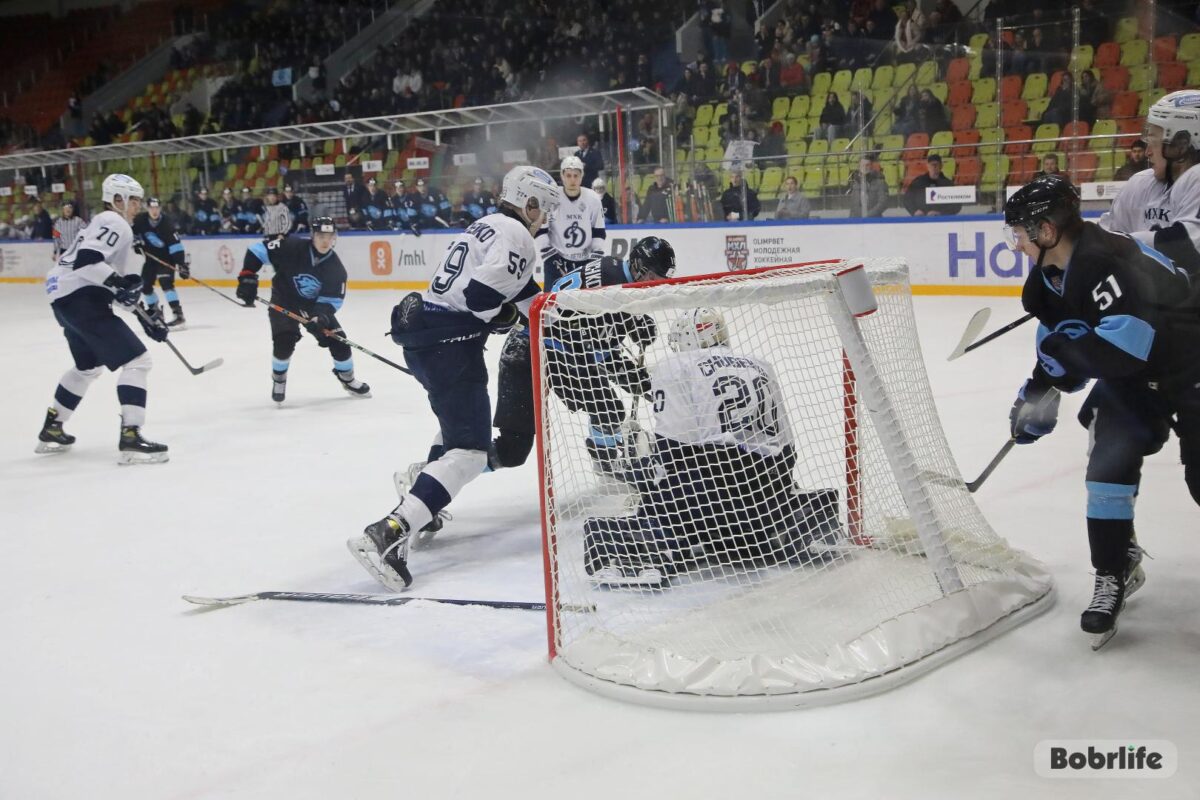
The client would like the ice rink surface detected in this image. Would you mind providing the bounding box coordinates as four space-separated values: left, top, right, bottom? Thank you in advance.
1 283 1197 800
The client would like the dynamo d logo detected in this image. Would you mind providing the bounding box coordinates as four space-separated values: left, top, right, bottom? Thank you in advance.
1035 740 1177 779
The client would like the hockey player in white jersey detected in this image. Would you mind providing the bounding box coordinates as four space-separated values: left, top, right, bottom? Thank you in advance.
349 165 562 591
583 308 840 587
1100 90 1200 274
36 173 170 463
538 155 607 288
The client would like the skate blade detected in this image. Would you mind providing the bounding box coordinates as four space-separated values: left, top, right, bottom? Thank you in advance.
1125 565 1146 599
118 450 170 465
411 528 440 550
342 388 372 399
1091 625 1118 651
346 536 411 592
167 323 187 331
34 442 71 454
589 566 667 589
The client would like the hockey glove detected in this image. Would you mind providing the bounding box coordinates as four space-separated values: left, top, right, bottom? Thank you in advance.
304 305 335 334
1009 380 1061 444
177 259 190 280
389 292 425 344
132 238 145 256
627 314 658 350
236 270 259 306
137 308 169 342
489 303 522 335
104 273 143 308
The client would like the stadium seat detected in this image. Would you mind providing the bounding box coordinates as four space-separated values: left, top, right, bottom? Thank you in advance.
1093 42 1120 70
832 69 853 92
874 87 896 111
1069 151 1099 182
929 130 953 157
929 82 949 104
1120 40 1149 66
1026 96 1051 120
808 94 826 120
946 57 969 83
1007 154 1039 185
1021 72 1049 101
1158 61 1186 91
954 156 982 187
975 102 999 130
915 61 937 86
952 129 981 158
879 161 900 193
1111 91 1139 118
786 141 808 159
788 95 811 119
1089 119 1118 152
802 165 824 197
903 132 930 163
830 138 854 165
1127 63 1152 92
1179 32 1200 62
805 139 829 167
872 64 895 90
1140 88 1167 117
1032 123 1060 153
811 72 833 97
1189 61 1200 88
947 80 972 108
893 63 916 87
741 60 756 76
1003 125 1033 155
968 55 983 80
877 134 904 160
714 102 729 124
787 119 810 142
940 157 957 180
874 110 894 136
1061 121 1090 151
980 155 1011 192
1001 100 1028 128
1048 70 1066 96
1070 45 1094 72
979 127 1004 155
1113 17 1138 44
901 159 926 190
745 167 761 189
1101 65 1131 92
772 96 791 120
759 166 784 198
1096 150 1117 181
1153 35 1177 63
969 32 989 52
852 67 873 91
972 77 996 104
1000 75 1023 102
695 103 715 127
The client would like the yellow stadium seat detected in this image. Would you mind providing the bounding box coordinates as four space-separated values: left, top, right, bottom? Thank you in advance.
877 134 904 160
915 61 937 86
808 94 826 119
760 166 784 196
1070 45 1094 72
975 102 1000 129
832 69 853 93
969 32 989 52
972 77 996 104
1178 32 1200 61
788 94 811 119
786 119 810 141
772 96 792 120
851 67 873 91
694 103 715 127
1120 40 1149 66
929 130 954 157
979 127 1004 155
1127 63 1152 93
1113 17 1138 44
811 72 832 97
1032 123 1060 153
968 56 983 81
1090 119 1118 152
1021 72 1048 100
786 141 808 158
930 81 948 103
802 165 824 198
893 63 916 87
1096 150 1117 181
872 65 894 90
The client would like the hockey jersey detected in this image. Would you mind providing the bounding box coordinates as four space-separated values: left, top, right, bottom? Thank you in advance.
193 197 220 234
423 209 540 321
284 195 309 232
459 190 498 225
1099 166 1200 274
650 345 793 458
537 186 606 262
45 210 135 303
244 235 347 315
545 256 652 364
133 210 185 270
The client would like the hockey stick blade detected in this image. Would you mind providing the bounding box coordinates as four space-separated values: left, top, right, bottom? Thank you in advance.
183 591 596 613
947 308 991 361
965 438 1016 492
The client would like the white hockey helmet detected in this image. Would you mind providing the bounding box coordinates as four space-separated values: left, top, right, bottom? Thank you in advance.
560 155 584 175
102 173 144 206
500 165 562 222
1145 90 1200 152
668 307 729 352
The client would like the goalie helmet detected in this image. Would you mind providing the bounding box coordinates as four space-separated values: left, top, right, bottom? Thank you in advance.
628 236 676 282
102 173 144 206
1003 174 1081 243
560 155 584 175
668 307 729 352
1145 89 1200 153
500 165 562 223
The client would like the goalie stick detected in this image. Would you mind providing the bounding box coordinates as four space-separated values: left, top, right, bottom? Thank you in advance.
947 309 1035 361
131 305 224 375
182 591 595 612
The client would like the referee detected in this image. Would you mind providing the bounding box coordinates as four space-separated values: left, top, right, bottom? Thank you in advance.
51 200 85 259
261 186 292 241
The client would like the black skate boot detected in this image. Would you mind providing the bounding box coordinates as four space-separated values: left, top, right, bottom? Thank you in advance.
271 370 287 405
1082 570 1125 650
35 407 75 454
333 367 371 398
119 425 169 465
167 301 186 329
143 302 166 325
347 506 413 591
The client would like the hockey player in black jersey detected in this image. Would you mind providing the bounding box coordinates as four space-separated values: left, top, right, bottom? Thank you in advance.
413 178 451 230
236 216 371 404
456 176 497 226
192 187 220 235
132 197 189 328
1003 174 1200 648
219 188 240 233
282 184 309 233
365 178 391 230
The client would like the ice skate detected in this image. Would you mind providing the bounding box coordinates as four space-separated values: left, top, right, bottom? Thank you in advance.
348 505 413 591
271 370 287 405
118 425 169 465
1082 571 1126 651
393 467 452 549
166 304 186 330
34 407 75 454
333 368 371 398
1124 541 1147 599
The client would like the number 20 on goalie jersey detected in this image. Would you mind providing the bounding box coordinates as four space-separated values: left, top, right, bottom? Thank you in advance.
651 347 793 457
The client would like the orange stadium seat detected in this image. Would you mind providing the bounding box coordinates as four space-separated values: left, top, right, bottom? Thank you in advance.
954 156 982 186
1153 35 1178 63
1094 42 1121 69
1101 66 1130 93
948 80 972 107
1000 75 1023 102
1001 100 1028 128
1004 124 1033 155
1008 154 1039 185
1116 118 1143 146
1069 151 1099 182
946 57 970 83
1111 91 1140 118
952 130 981 158
903 132 930 163
1159 61 1187 91
951 104 978 131
1061 120 1090 151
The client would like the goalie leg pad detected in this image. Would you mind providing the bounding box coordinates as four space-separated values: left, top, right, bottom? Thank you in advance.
584 516 680 586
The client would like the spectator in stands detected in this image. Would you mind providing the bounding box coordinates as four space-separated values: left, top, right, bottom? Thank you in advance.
847 155 890 217
893 0 927 64
915 88 949 136
28 201 53 240
1076 0 1109 48
867 0 898 41
904 154 960 216
756 121 787 168
283 184 309 233
1026 27 1066 76
576 133 605 188
342 172 370 231
1078 69 1106 124
640 168 675 223
815 91 847 145
780 52 807 91
593 177 618 224
775 176 812 220
846 90 874 139
219 188 239 233
720 171 760 221
622 183 640 222
239 187 263 234
166 198 192 235
1114 139 1150 181
1036 153 1062 178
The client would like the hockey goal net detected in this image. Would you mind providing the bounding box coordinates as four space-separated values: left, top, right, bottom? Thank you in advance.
530 258 1053 709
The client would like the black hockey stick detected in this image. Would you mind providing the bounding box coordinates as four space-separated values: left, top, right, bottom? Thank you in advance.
947 309 1035 361
131 306 224 375
144 251 248 308
182 591 595 613
964 388 1060 492
255 294 413 375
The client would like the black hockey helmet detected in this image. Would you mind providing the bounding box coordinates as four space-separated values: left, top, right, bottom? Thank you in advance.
629 236 676 282
311 216 336 234
146 196 161 207
1003 174 1081 242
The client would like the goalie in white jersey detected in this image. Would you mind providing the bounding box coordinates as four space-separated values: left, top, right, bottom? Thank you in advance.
537 155 607 288
1100 89 1200 274
584 308 841 587
349 165 562 591
37 173 170 463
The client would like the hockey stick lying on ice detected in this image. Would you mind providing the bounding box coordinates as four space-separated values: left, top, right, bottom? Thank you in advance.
183 591 596 613
131 305 224 375
947 309 1035 360
144 251 249 308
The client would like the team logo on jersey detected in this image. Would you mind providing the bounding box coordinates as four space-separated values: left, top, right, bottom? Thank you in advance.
724 235 749 271
563 221 586 248
293 274 321 298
